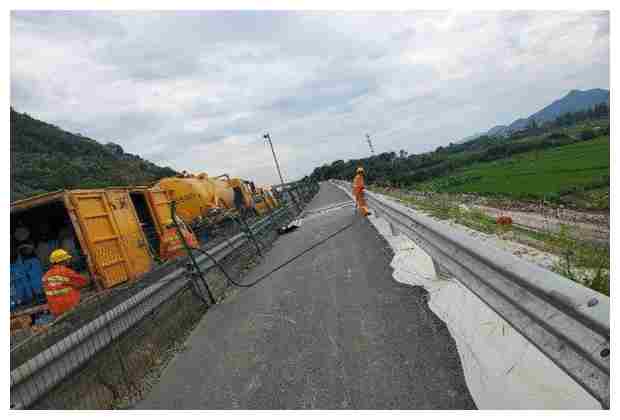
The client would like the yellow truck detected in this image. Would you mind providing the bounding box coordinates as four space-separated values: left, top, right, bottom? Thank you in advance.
263 188 280 209
213 175 256 214
126 185 198 261
252 186 280 215
11 189 154 291
197 173 235 210
155 176 224 225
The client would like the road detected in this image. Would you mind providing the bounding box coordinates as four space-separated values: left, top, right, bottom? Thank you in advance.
137 182 475 409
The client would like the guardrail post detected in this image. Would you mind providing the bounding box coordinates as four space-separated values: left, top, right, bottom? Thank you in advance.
169 201 215 305
289 186 302 213
432 259 452 281
235 213 263 257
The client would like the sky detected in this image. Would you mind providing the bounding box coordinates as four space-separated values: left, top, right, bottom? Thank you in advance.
11 10 609 186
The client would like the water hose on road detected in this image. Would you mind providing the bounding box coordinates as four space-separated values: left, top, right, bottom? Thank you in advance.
193 220 355 288
172 195 356 304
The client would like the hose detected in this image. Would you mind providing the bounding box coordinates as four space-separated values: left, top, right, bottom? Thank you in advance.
191 220 354 288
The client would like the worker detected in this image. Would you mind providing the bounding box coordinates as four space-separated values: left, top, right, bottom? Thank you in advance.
352 167 370 216
42 249 89 317
10 248 28 310
17 242 46 305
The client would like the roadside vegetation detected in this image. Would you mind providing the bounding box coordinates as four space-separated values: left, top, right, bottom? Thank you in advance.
308 103 609 212
371 187 609 296
10 108 178 202
416 135 609 210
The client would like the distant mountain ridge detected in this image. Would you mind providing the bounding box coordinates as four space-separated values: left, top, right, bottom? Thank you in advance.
10 108 178 201
459 88 610 140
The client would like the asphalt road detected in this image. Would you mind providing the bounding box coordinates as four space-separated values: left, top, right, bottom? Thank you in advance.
138 182 475 409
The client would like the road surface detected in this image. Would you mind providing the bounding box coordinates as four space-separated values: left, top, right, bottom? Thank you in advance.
137 182 475 409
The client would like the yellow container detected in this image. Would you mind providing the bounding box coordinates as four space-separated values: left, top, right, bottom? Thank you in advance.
264 190 278 209
156 177 219 224
207 177 235 209
254 194 270 215
216 176 255 212
127 186 199 261
11 189 153 290
239 180 255 209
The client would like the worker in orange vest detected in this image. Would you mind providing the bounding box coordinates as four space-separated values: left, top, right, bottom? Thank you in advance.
352 167 370 216
42 249 89 317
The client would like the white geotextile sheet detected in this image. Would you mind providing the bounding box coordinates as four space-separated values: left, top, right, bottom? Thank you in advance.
330 181 600 409
369 215 600 409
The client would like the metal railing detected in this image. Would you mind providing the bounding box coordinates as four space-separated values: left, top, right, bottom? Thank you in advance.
332 180 610 408
11 180 320 409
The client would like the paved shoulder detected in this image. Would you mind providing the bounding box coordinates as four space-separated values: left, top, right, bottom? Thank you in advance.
138 182 475 409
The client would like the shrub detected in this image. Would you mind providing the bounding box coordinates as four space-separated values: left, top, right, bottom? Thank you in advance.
580 129 596 141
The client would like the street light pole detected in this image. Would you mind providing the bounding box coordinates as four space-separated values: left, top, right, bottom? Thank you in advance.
263 132 285 186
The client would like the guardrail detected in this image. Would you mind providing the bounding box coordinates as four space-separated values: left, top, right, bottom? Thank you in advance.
332 180 609 408
10 205 293 409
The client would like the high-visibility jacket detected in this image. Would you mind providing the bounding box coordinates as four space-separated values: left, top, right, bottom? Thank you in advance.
352 174 365 197
352 174 370 216
42 265 88 317
159 227 199 261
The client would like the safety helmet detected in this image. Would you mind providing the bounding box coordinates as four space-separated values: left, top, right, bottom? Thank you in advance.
50 249 72 264
356 167 365 174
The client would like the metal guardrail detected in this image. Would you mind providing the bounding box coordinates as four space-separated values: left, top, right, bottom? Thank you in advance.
10 205 292 409
332 180 610 408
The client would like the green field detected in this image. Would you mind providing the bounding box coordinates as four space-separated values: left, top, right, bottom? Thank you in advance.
417 135 609 206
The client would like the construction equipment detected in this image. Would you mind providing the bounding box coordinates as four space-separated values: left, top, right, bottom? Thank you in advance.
11 189 154 292
197 173 235 209
126 185 199 261
156 176 223 225
214 175 256 215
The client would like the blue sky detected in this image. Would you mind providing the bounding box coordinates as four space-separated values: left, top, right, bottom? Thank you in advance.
11 11 609 185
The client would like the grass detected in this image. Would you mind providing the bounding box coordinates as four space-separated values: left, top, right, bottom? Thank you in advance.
371 186 609 296
416 135 609 209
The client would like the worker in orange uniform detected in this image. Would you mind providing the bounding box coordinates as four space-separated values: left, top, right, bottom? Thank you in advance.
42 249 89 317
352 167 370 216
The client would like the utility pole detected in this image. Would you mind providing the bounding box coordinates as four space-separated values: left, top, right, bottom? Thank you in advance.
365 133 375 155
263 132 285 186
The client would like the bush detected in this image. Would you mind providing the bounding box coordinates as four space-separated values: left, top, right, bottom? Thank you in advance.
580 129 596 141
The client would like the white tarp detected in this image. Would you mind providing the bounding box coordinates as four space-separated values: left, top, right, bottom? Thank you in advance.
331 181 601 409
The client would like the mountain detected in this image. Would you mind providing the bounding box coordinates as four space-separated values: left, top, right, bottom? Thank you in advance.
528 88 610 123
10 108 178 202
456 132 485 144
486 125 509 137
478 88 609 138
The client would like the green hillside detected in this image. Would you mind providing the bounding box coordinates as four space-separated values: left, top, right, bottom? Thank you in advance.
417 135 609 208
308 102 609 210
10 108 178 202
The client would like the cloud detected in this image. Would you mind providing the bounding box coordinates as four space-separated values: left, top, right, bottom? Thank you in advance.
11 11 609 185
